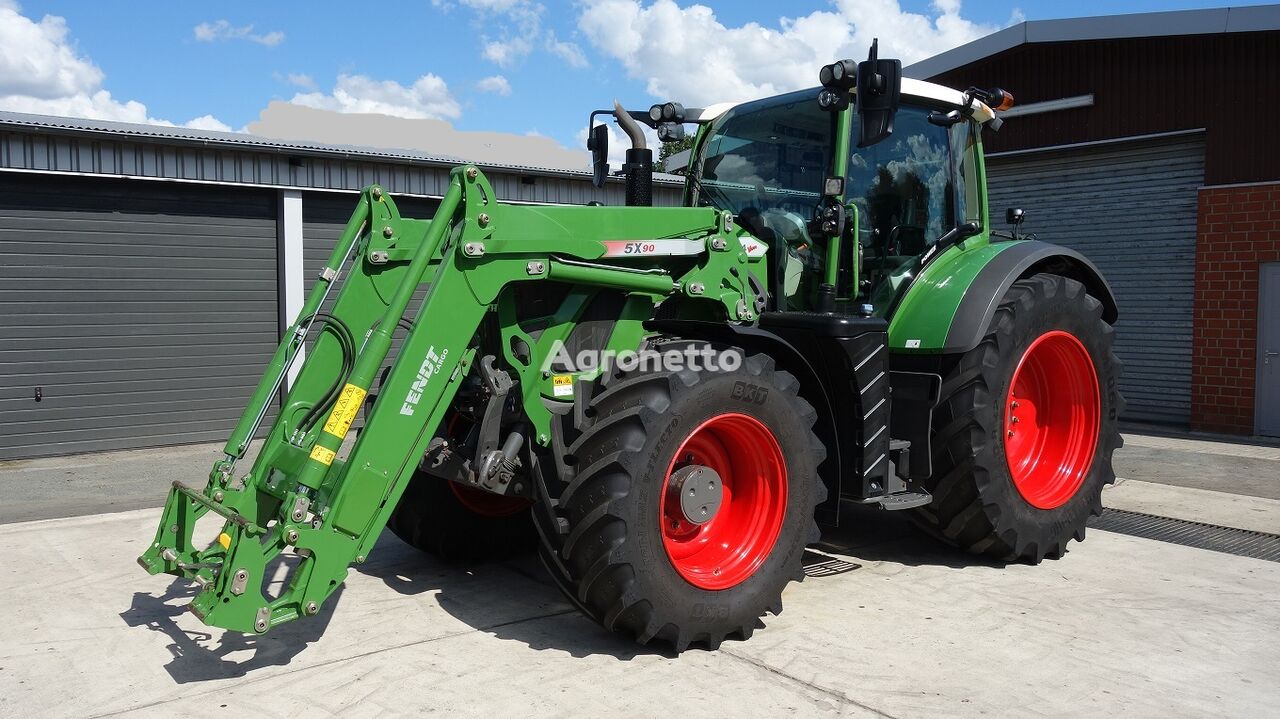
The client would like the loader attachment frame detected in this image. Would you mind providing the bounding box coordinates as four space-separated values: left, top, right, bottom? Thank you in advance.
138 166 764 633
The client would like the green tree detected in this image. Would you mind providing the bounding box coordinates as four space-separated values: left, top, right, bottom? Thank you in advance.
656 135 696 174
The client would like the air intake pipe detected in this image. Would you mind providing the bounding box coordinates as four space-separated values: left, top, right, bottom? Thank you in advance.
613 100 652 206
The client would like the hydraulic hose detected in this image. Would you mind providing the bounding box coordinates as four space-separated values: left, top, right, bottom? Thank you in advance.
295 313 356 436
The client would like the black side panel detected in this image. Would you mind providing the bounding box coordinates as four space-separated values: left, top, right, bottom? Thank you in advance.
758 313 891 502
888 370 941 480
942 240 1118 353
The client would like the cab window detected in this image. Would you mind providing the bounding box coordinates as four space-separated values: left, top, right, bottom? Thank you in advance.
849 107 975 306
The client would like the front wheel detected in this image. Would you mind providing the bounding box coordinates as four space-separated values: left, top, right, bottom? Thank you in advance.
911 273 1123 562
538 344 826 651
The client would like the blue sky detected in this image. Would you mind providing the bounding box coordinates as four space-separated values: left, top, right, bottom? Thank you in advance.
2 0 1270 160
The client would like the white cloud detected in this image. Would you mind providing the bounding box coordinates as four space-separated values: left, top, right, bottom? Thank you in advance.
182 114 234 132
449 0 588 70
193 20 284 47
482 36 533 68
282 72 316 90
0 2 102 100
578 0 1000 106
452 0 525 10
476 75 512 96
0 3 230 128
547 33 588 68
291 73 462 120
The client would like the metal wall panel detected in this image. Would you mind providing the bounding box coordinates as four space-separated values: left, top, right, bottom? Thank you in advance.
986 136 1204 424
0 126 685 206
926 30 1279 185
0 174 278 458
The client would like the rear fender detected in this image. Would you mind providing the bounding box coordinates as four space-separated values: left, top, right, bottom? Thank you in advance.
889 240 1117 354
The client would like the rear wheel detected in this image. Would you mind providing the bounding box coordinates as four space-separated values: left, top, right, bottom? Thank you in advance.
388 470 536 563
910 273 1123 562
536 344 825 651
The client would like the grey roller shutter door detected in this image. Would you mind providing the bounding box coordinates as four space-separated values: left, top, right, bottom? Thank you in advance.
986 136 1204 425
0 174 278 458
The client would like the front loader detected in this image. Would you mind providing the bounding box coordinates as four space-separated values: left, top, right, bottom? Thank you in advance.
139 41 1122 649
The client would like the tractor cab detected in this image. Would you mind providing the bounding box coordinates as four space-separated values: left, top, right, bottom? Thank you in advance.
687 77 996 319
641 59 1008 505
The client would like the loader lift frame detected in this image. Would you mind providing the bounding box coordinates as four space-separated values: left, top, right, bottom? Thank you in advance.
139 166 764 633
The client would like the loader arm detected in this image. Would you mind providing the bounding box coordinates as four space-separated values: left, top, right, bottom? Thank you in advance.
138 166 764 634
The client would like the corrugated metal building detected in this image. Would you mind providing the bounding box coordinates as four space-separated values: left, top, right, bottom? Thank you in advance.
0 113 682 459
908 5 1280 435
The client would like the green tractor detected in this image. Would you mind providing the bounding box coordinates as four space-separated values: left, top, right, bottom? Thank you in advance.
138 42 1122 651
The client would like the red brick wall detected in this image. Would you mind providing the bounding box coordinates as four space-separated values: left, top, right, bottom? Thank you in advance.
1191 182 1280 434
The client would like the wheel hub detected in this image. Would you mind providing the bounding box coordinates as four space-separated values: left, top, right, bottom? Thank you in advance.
660 413 788 591
668 465 723 526
1003 330 1101 510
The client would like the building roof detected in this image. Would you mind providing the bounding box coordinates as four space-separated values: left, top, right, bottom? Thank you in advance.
0 109 683 185
906 4 1280 78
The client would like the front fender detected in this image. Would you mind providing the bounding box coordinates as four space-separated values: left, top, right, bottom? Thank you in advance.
889 239 1117 354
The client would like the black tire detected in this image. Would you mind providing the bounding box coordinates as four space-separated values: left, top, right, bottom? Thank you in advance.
910 273 1123 563
387 470 537 563
536 344 826 651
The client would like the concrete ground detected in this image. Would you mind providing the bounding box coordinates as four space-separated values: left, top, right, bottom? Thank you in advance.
1 432 1278 717
1113 428 1280 500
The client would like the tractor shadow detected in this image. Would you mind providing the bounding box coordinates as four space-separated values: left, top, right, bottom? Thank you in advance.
120 579 342 684
817 501 1010 569
356 534 668 661
117 505 1008 681
356 505 1006 660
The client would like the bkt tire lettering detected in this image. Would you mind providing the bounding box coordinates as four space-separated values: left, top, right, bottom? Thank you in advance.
730 381 768 405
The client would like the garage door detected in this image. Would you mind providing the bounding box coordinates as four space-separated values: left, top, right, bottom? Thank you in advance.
302 191 440 296
986 136 1204 425
0 173 278 459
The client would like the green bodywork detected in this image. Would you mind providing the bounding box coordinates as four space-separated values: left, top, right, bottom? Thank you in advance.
138 167 766 633
139 87 1047 635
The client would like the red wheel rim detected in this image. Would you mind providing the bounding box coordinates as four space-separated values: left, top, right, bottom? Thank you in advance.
661 413 787 590
1003 330 1101 509
448 482 531 518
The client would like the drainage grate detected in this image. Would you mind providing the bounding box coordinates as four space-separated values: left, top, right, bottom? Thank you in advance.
1088 508 1280 562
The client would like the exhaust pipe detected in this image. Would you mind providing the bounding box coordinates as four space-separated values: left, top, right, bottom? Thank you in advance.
613 100 653 207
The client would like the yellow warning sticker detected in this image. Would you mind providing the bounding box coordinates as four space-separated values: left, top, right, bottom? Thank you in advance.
552 374 574 397
309 444 336 466
323 383 367 438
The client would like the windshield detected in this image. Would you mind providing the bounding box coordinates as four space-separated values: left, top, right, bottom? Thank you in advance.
692 89 833 220
689 88 978 314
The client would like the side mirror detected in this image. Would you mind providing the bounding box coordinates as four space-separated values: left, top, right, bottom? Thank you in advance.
855 39 901 148
1006 207 1024 225
587 123 609 189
